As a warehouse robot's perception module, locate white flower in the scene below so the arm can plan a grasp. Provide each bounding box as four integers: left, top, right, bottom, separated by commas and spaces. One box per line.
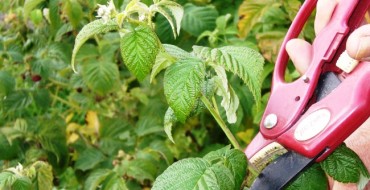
138, 13, 146, 21
15, 163, 23, 171
7, 163, 24, 176
96, 0, 116, 23
43, 8, 50, 23
43, 8, 49, 18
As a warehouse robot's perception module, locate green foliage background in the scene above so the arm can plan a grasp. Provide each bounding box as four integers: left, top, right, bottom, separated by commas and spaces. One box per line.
0, 0, 344, 189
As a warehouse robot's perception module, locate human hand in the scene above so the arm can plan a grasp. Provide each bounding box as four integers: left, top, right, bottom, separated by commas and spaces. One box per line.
286, 0, 370, 189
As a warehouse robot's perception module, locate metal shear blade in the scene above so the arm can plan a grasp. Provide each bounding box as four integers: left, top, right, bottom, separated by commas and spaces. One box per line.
249, 73, 340, 190
250, 151, 315, 190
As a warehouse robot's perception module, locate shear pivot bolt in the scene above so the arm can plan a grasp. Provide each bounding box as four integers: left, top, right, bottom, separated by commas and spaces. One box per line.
302, 75, 309, 83
264, 114, 278, 129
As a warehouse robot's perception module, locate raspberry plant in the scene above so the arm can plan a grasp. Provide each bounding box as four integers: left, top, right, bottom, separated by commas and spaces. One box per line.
0, 0, 369, 189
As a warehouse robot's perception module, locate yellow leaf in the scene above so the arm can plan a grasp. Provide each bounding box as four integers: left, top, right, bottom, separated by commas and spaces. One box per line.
237, 128, 255, 144
85, 111, 100, 136
66, 123, 81, 133
256, 31, 286, 62
68, 133, 79, 144
237, 0, 280, 38
283, 0, 301, 21
65, 113, 74, 123
66, 123, 81, 144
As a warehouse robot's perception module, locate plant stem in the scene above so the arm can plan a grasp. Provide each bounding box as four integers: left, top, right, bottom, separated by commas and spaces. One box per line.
248, 165, 259, 177
211, 97, 221, 116
201, 95, 241, 150
52, 86, 60, 107
50, 93, 81, 110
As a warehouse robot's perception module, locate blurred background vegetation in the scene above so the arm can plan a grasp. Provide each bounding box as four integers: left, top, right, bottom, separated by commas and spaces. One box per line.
0, 0, 313, 189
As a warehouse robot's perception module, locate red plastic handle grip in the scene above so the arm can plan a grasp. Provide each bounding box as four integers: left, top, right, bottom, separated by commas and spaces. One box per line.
279, 61, 370, 161
273, 0, 317, 81
261, 0, 366, 139
246, 0, 370, 160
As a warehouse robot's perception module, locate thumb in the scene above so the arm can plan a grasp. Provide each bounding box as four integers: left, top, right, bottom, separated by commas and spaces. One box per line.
346, 24, 370, 61
286, 39, 313, 74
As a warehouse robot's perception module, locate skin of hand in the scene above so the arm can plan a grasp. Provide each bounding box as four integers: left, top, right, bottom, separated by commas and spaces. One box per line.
285, 0, 370, 189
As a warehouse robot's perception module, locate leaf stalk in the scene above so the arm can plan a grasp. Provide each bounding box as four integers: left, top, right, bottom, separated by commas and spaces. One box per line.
200, 95, 241, 150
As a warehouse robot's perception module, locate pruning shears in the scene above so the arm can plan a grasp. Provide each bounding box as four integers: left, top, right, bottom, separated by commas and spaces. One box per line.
246, 0, 370, 189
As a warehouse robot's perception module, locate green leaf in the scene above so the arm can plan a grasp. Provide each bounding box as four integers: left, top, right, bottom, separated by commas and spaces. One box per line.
12, 177, 32, 190
102, 172, 128, 190
285, 164, 328, 190
164, 57, 205, 122
163, 44, 192, 60
211, 64, 239, 123
30, 59, 51, 78
0, 133, 20, 160
49, 0, 62, 35
30, 9, 43, 25
38, 117, 68, 164
151, 0, 184, 37
56, 24, 74, 42
191, 77, 218, 116
152, 158, 235, 190
193, 46, 264, 107
4, 45, 23, 63
75, 148, 105, 171
24, 0, 45, 20
283, 0, 301, 21
121, 154, 159, 182
64, 0, 83, 29
0, 172, 15, 188
203, 146, 248, 189
164, 107, 177, 143
0, 71, 15, 97
125, 159, 158, 181
237, 0, 280, 38
151, 51, 176, 83
124, 0, 149, 16
321, 144, 369, 183
136, 117, 163, 137
14, 118, 28, 134
71, 19, 119, 72
155, 14, 176, 43
34, 161, 53, 190
84, 169, 112, 190
82, 61, 119, 95
197, 31, 214, 44
2, 90, 33, 112
32, 89, 51, 111
149, 140, 174, 165
182, 4, 218, 36
120, 25, 160, 81
216, 14, 232, 34
58, 167, 79, 189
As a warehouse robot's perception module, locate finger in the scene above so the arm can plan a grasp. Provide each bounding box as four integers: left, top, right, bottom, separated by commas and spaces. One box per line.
315, 0, 338, 35
286, 39, 313, 74
337, 118, 370, 189
328, 119, 370, 189
346, 24, 370, 61
332, 182, 357, 190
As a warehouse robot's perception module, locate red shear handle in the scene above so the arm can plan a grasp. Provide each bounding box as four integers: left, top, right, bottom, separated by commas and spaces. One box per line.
259, 0, 369, 139
246, 0, 370, 161
278, 61, 370, 161
273, 0, 317, 81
